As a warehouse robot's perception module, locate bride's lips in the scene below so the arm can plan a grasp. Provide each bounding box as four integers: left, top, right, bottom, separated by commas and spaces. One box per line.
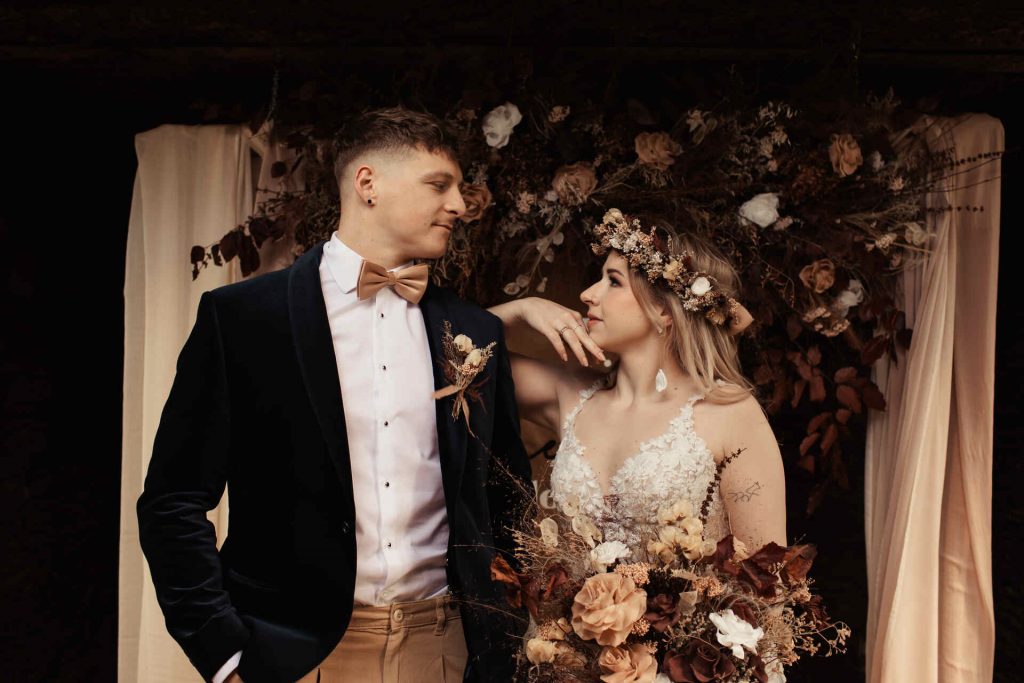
586, 316, 602, 328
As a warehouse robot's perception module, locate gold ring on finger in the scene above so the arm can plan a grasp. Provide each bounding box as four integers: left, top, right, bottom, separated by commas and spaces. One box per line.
559, 326, 572, 336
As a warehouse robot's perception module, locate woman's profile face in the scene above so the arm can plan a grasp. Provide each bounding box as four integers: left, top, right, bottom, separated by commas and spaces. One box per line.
579, 252, 659, 352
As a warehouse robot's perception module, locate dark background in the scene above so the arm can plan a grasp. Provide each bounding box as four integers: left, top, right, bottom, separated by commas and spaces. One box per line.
1, 2, 1021, 681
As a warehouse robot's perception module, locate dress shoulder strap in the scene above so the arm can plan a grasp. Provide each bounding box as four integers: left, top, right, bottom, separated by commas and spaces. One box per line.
563, 380, 604, 429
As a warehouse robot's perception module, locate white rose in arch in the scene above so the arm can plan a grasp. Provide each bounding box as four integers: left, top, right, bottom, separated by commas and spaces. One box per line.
738, 193, 780, 228
833, 279, 865, 318
482, 102, 523, 149
904, 221, 928, 246
690, 276, 712, 297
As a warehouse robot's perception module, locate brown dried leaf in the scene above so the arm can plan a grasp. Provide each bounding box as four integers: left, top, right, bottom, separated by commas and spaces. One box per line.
833, 366, 858, 384
799, 433, 820, 456
861, 335, 889, 365
836, 384, 863, 413
806, 346, 822, 366
219, 230, 240, 262
807, 411, 832, 435
798, 454, 816, 474
779, 543, 818, 583
896, 328, 913, 349
809, 375, 827, 402
791, 379, 807, 408
835, 408, 852, 424
820, 423, 838, 453
489, 555, 523, 609
862, 382, 887, 411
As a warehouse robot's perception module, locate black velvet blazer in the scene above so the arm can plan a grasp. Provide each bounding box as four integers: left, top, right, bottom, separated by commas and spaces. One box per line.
138, 240, 531, 682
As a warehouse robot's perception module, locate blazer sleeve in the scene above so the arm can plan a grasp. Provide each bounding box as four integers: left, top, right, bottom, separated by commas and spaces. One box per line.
487, 319, 535, 567
136, 291, 250, 681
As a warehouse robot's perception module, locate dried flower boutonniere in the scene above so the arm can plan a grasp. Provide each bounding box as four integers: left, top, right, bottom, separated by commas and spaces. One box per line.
433, 321, 496, 436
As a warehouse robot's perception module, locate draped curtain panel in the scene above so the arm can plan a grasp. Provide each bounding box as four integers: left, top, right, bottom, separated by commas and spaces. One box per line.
118, 122, 289, 682
865, 113, 1001, 683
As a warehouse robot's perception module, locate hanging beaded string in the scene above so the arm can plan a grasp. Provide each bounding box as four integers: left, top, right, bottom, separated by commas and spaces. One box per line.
699, 447, 746, 526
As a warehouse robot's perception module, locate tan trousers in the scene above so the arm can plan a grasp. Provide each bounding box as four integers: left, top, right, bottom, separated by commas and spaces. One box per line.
297, 595, 467, 683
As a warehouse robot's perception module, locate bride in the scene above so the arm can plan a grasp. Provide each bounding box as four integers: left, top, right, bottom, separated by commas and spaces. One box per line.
488, 210, 786, 554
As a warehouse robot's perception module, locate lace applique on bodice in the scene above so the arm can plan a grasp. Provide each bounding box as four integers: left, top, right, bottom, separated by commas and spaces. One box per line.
549, 381, 731, 555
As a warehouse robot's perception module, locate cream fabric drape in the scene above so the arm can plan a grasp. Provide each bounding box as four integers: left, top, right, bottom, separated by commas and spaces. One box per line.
119, 125, 255, 683
865, 114, 1001, 683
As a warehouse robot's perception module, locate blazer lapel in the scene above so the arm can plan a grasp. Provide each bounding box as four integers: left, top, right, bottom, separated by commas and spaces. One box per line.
419, 284, 468, 511
288, 240, 351, 486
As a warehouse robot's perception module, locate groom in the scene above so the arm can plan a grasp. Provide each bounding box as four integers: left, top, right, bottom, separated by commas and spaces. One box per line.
137, 107, 532, 682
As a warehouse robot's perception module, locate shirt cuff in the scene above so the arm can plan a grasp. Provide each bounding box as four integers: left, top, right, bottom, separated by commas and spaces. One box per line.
212, 651, 242, 683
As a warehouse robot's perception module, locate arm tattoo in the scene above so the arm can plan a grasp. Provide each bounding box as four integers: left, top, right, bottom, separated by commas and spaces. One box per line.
727, 481, 763, 503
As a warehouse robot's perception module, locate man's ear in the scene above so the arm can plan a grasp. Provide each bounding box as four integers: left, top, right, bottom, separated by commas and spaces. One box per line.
353, 163, 375, 198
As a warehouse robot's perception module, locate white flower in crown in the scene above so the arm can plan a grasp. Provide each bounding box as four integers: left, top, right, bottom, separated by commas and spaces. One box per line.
709, 609, 765, 659
690, 276, 712, 297
482, 102, 522, 148
738, 192, 780, 228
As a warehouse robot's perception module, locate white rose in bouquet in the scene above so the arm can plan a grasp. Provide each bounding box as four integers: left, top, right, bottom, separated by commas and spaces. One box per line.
590, 540, 631, 572
709, 608, 765, 659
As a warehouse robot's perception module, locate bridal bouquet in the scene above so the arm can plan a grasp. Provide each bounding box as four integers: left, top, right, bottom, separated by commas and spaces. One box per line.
491, 471, 849, 682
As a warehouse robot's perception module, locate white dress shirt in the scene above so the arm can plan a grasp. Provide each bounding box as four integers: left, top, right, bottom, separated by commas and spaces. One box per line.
213, 234, 449, 683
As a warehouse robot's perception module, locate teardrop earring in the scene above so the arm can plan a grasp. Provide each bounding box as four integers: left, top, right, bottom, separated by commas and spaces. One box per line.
655, 368, 668, 393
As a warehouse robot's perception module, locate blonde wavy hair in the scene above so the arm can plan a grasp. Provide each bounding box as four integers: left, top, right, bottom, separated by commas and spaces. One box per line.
622, 219, 754, 405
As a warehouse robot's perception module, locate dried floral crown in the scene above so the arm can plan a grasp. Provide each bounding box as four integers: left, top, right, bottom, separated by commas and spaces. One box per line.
590, 209, 753, 335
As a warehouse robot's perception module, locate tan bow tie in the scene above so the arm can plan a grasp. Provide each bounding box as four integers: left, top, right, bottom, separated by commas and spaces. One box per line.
356, 260, 430, 304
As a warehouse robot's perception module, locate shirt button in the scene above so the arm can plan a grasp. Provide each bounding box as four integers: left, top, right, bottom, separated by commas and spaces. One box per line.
393, 608, 404, 622
386, 541, 392, 548
384, 420, 389, 427
380, 313, 385, 319
384, 481, 390, 488
382, 364, 387, 371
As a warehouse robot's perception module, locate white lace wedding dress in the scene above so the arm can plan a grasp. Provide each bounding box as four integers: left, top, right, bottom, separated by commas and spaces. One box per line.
549, 380, 731, 556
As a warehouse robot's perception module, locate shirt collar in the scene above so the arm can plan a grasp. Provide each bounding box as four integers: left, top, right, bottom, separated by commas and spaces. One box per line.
323, 232, 415, 296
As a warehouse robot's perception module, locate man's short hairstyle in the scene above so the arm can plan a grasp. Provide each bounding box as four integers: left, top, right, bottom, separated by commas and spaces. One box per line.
333, 107, 459, 189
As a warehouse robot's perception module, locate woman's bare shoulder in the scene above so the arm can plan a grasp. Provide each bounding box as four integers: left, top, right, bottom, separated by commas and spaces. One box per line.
697, 388, 771, 461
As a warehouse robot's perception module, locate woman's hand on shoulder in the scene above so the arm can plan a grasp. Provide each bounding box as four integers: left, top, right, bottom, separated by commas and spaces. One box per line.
498, 297, 606, 367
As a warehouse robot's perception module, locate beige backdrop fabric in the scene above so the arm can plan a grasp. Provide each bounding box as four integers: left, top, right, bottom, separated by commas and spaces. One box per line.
865, 114, 1001, 683
120, 124, 254, 683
